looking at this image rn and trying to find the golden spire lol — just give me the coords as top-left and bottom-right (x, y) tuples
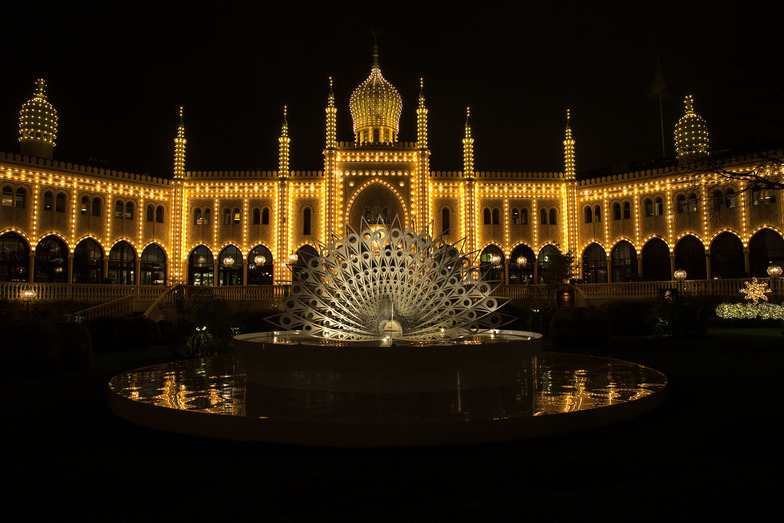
(326, 77), (337, 148)
(279, 105), (290, 178)
(19, 78), (58, 159)
(173, 106), (187, 179)
(417, 78), (427, 149)
(563, 108), (575, 180)
(349, 37), (402, 143)
(463, 107), (474, 179)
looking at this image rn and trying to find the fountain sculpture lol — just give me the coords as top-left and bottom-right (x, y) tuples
(109, 220), (667, 446)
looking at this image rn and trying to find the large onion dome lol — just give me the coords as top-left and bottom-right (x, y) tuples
(349, 46), (402, 144)
(19, 78), (58, 160)
(675, 95), (709, 159)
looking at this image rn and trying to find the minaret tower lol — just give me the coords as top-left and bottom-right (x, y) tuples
(173, 107), (187, 180)
(415, 78), (430, 227)
(171, 107), (187, 284)
(562, 109), (579, 257)
(277, 107), (292, 284)
(324, 78), (339, 235)
(19, 78), (58, 160)
(462, 107), (476, 255)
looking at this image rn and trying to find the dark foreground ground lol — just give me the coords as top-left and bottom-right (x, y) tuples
(4, 328), (782, 521)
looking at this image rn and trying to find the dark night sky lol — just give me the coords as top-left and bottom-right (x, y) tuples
(3, 1), (783, 178)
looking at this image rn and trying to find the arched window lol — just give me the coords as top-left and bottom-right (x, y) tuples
(147, 204), (154, 222)
(520, 208), (528, 225)
(73, 238), (104, 283)
(677, 194), (687, 214)
(218, 245), (243, 286)
(141, 244), (166, 285)
(613, 203), (621, 220)
(92, 197), (101, 217)
(442, 208), (450, 234)
(232, 207), (241, 224)
(261, 207), (269, 225)
(712, 190), (723, 211)
(0, 232), (30, 282)
(1, 186), (11, 207)
(483, 208), (491, 225)
(724, 190), (736, 208)
(156, 205), (164, 223)
(248, 245), (273, 285)
(15, 188), (26, 209)
(644, 198), (653, 217)
(43, 191), (53, 211)
(492, 208), (500, 225)
(594, 205), (601, 222)
(81, 196), (89, 215)
(623, 201), (631, 219)
(34, 235), (67, 283)
(511, 208), (519, 225)
(303, 207), (312, 236)
(654, 197), (663, 216)
(204, 208), (211, 224)
(194, 208), (202, 224)
(687, 193), (698, 213)
(108, 241), (136, 285)
(188, 246), (214, 286)
(540, 208), (547, 225)
(55, 192), (66, 213)
(125, 201), (134, 220)
(223, 207), (231, 225)
(585, 206), (593, 223)
(549, 208), (557, 225)
(115, 200), (124, 218)
(252, 207), (260, 225)
(364, 207), (372, 221)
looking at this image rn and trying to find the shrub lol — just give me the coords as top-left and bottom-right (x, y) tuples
(86, 316), (161, 352)
(600, 300), (657, 335)
(0, 320), (63, 371)
(549, 307), (609, 346)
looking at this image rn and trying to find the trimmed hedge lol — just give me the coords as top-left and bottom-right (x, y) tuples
(86, 316), (161, 352)
(0, 320), (92, 371)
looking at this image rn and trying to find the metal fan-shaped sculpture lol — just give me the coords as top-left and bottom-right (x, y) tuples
(275, 216), (509, 342)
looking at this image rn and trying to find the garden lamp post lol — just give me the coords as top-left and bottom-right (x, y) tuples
(20, 289), (36, 320)
(674, 268), (687, 294)
(768, 263), (782, 301)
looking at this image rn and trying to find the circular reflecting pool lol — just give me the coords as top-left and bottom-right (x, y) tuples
(108, 351), (667, 447)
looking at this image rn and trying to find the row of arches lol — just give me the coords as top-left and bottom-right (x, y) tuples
(0, 232), (166, 284)
(188, 244), (274, 285)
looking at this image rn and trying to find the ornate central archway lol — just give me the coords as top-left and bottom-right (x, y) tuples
(346, 180), (407, 232)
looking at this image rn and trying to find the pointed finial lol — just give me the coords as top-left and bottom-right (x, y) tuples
(566, 108), (571, 128)
(179, 106), (184, 122)
(371, 29), (380, 68)
(283, 105), (288, 122)
(329, 76), (333, 93)
(35, 78), (46, 97)
(684, 95), (694, 114)
(466, 106), (471, 124)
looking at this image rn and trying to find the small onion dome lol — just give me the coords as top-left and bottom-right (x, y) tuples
(349, 54), (402, 144)
(674, 95), (709, 158)
(19, 78), (58, 147)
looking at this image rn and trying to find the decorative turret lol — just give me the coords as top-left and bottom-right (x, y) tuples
(463, 107), (474, 180)
(278, 106), (290, 178)
(675, 95), (709, 159)
(325, 77), (337, 149)
(349, 41), (403, 144)
(416, 78), (427, 149)
(19, 78), (58, 160)
(173, 107), (187, 179)
(563, 109), (575, 180)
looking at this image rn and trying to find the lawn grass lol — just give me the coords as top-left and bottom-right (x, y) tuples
(4, 328), (781, 521)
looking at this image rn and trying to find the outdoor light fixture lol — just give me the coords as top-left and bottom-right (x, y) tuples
(674, 269), (687, 282)
(222, 256), (235, 267)
(490, 254), (501, 266)
(287, 253), (298, 264)
(767, 264), (782, 279)
(516, 256), (527, 267)
(254, 255), (266, 266)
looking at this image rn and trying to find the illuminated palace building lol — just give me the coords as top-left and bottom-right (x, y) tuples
(1, 54), (783, 289)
